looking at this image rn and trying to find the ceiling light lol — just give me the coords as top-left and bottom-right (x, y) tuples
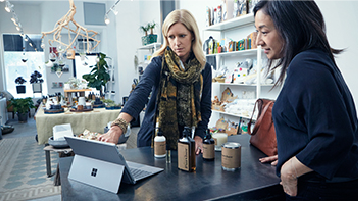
(104, 14), (110, 25)
(16, 23), (22, 31)
(5, 1), (13, 12)
(24, 36), (29, 42)
(11, 14), (18, 25)
(0, 0), (5, 2)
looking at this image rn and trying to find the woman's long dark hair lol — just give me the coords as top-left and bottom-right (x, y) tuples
(254, 0), (343, 87)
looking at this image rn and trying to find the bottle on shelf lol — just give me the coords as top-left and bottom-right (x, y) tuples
(154, 128), (166, 158)
(202, 129), (215, 160)
(178, 127), (196, 172)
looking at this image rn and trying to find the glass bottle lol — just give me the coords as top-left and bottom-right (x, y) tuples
(154, 128), (166, 158)
(203, 129), (215, 160)
(178, 127), (196, 172)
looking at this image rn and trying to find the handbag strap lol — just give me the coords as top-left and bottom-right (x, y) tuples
(248, 100), (274, 135)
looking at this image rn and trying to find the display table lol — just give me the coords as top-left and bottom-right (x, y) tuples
(59, 134), (285, 201)
(35, 106), (120, 144)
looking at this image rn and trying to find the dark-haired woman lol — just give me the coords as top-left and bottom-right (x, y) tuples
(254, 1), (358, 200)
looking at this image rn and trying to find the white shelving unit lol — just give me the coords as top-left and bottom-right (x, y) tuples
(136, 43), (161, 81)
(204, 13), (279, 128)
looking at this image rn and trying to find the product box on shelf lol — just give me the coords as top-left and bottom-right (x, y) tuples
(211, 87), (238, 112)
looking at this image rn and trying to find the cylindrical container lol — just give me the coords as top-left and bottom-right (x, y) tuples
(221, 142), (241, 171)
(212, 133), (228, 151)
(78, 97), (86, 106)
(154, 133), (166, 158)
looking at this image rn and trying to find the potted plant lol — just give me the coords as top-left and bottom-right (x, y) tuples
(82, 52), (110, 97)
(15, 76), (27, 94)
(141, 21), (158, 46)
(140, 24), (150, 37)
(30, 70), (44, 93)
(7, 97), (36, 122)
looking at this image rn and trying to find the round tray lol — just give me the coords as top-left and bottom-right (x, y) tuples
(93, 104), (105, 108)
(70, 108), (93, 112)
(44, 108), (65, 114)
(105, 106), (121, 110)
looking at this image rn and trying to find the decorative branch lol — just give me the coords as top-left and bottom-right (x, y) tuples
(41, 0), (100, 53)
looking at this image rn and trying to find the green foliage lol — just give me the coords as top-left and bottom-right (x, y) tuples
(82, 52), (110, 95)
(7, 97), (36, 114)
(140, 25), (150, 33)
(148, 21), (157, 30)
(102, 99), (115, 104)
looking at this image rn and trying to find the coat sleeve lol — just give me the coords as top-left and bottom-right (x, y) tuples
(195, 63), (212, 139)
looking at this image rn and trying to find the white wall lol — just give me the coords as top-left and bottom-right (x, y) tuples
(114, 0), (160, 102)
(315, 0), (358, 109)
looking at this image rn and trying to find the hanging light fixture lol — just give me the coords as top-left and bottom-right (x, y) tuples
(104, 0), (121, 25)
(15, 23), (22, 31)
(11, 13), (18, 26)
(104, 14), (110, 25)
(5, 0), (13, 12)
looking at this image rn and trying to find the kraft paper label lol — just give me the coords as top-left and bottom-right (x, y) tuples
(178, 143), (189, 171)
(154, 141), (166, 155)
(203, 144), (215, 159)
(221, 147), (241, 169)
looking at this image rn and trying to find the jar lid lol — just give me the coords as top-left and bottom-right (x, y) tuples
(222, 142), (241, 149)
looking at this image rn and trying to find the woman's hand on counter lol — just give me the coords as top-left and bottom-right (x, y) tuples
(194, 136), (203, 155)
(259, 155), (278, 166)
(98, 126), (122, 144)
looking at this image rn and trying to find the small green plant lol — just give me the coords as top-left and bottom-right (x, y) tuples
(148, 21), (157, 35)
(140, 24), (150, 36)
(7, 97), (36, 114)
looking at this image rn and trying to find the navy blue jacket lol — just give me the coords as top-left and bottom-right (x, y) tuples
(121, 56), (212, 147)
(273, 48), (358, 180)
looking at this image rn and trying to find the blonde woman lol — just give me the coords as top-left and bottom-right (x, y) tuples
(99, 9), (212, 154)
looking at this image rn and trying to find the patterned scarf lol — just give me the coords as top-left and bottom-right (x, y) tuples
(154, 47), (204, 150)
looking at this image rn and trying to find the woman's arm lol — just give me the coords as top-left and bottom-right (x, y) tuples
(280, 156), (312, 196)
(98, 112), (133, 144)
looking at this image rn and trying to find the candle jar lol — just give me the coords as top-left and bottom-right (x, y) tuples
(212, 133), (228, 151)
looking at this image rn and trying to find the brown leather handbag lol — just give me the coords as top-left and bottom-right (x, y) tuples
(247, 99), (278, 156)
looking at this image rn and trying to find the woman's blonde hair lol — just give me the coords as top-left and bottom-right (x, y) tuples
(152, 9), (206, 67)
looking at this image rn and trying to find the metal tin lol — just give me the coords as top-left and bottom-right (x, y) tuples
(221, 142), (241, 171)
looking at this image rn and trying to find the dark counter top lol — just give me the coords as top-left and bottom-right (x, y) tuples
(59, 134), (285, 201)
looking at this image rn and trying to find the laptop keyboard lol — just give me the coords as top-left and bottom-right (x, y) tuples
(129, 168), (153, 181)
